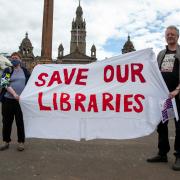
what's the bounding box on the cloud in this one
[0,0,180,60]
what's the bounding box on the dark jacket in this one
[0,66,30,102]
[157,44,180,99]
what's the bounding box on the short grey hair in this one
[166,25,179,37]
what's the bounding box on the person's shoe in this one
[172,158,180,171]
[147,154,168,163]
[0,142,9,151]
[17,143,25,151]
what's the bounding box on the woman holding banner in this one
[0,52,30,151]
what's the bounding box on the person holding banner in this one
[0,52,30,151]
[147,25,180,171]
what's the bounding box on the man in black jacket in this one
[147,26,180,171]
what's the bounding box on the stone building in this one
[17,0,96,71]
[15,0,135,72]
[57,1,97,64]
[122,35,136,54]
[18,33,37,72]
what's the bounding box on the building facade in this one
[57,1,97,64]
[15,1,136,72]
[18,33,37,72]
[122,35,136,54]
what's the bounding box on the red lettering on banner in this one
[53,93,58,110]
[75,93,86,112]
[104,65,114,82]
[115,94,121,112]
[64,68,76,84]
[87,94,98,112]
[104,63,146,83]
[60,93,71,111]
[124,94,133,112]
[102,93,114,111]
[75,69,89,85]
[38,92,145,113]
[47,71,62,87]
[131,63,146,82]
[133,94,145,113]
[35,73,48,86]
[117,65,129,83]
[35,68,88,87]
[38,92,51,111]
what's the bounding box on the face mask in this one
[11,59,21,67]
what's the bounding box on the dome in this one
[19,32,34,58]
[91,44,96,50]
[58,43,64,50]
[122,35,135,54]
[20,33,33,48]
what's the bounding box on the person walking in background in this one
[0,52,30,151]
[147,25,180,171]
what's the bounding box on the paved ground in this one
[0,108,180,180]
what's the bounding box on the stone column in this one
[41,0,54,61]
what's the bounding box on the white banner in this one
[20,48,172,140]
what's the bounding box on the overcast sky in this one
[0,0,180,60]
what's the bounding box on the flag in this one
[161,98,175,123]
